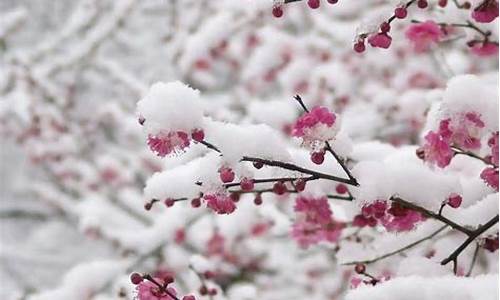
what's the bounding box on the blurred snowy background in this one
[0,0,498,299]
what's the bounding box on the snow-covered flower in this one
[292,106,340,147]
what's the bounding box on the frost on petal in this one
[481,167,499,191]
[420,131,453,168]
[292,106,340,148]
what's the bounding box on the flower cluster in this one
[146,128,205,158]
[203,192,237,214]
[292,106,339,147]
[418,112,486,168]
[353,200,425,232]
[291,195,345,248]
[471,0,499,23]
[130,273,196,300]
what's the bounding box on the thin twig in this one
[343,225,448,265]
[390,197,474,236]
[441,214,499,272]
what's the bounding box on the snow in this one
[136,81,204,135]
[345,274,499,300]
[439,75,499,132]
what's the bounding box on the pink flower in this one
[147,131,190,157]
[481,167,499,191]
[291,195,344,248]
[350,277,363,289]
[470,42,499,57]
[354,200,424,232]
[136,280,177,300]
[487,132,499,166]
[368,33,392,49]
[295,195,333,224]
[292,106,338,145]
[206,232,226,256]
[405,21,442,52]
[449,113,485,150]
[420,131,453,168]
[471,0,499,23]
[204,193,237,214]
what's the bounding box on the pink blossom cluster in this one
[136,281,178,300]
[292,106,338,146]
[130,273,196,300]
[353,200,425,232]
[487,132,499,166]
[418,113,486,168]
[146,128,204,158]
[291,195,344,248]
[470,41,499,57]
[471,0,499,23]
[481,167,499,191]
[203,192,237,214]
[479,132,499,191]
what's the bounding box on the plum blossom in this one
[147,131,190,157]
[471,0,499,23]
[368,33,392,49]
[203,192,237,214]
[136,279,178,300]
[291,195,344,248]
[448,112,485,150]
[487,132,499,166]
[292,106,339,147]
[480,167,499,191]
[353,200,425,232]
[470,42,499,57]
[419,131,453,168]
[405,21,442,52]
[419,113,486,167]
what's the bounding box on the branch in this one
[343,225,448,265]
[466,243,480,277]
[441,214,499,272]
[293,95,359,186]
[241,156,357,186]
[224,175,316,188]
[390,197,474,236]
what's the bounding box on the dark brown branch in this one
[228,187,354,201]
[241,156,357,186]
[452,146,495,166]
[293,95,359,186]
[441,214,499,271]
[224,175,316,188]
[387,0,417,24]
[390,197,474,236]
